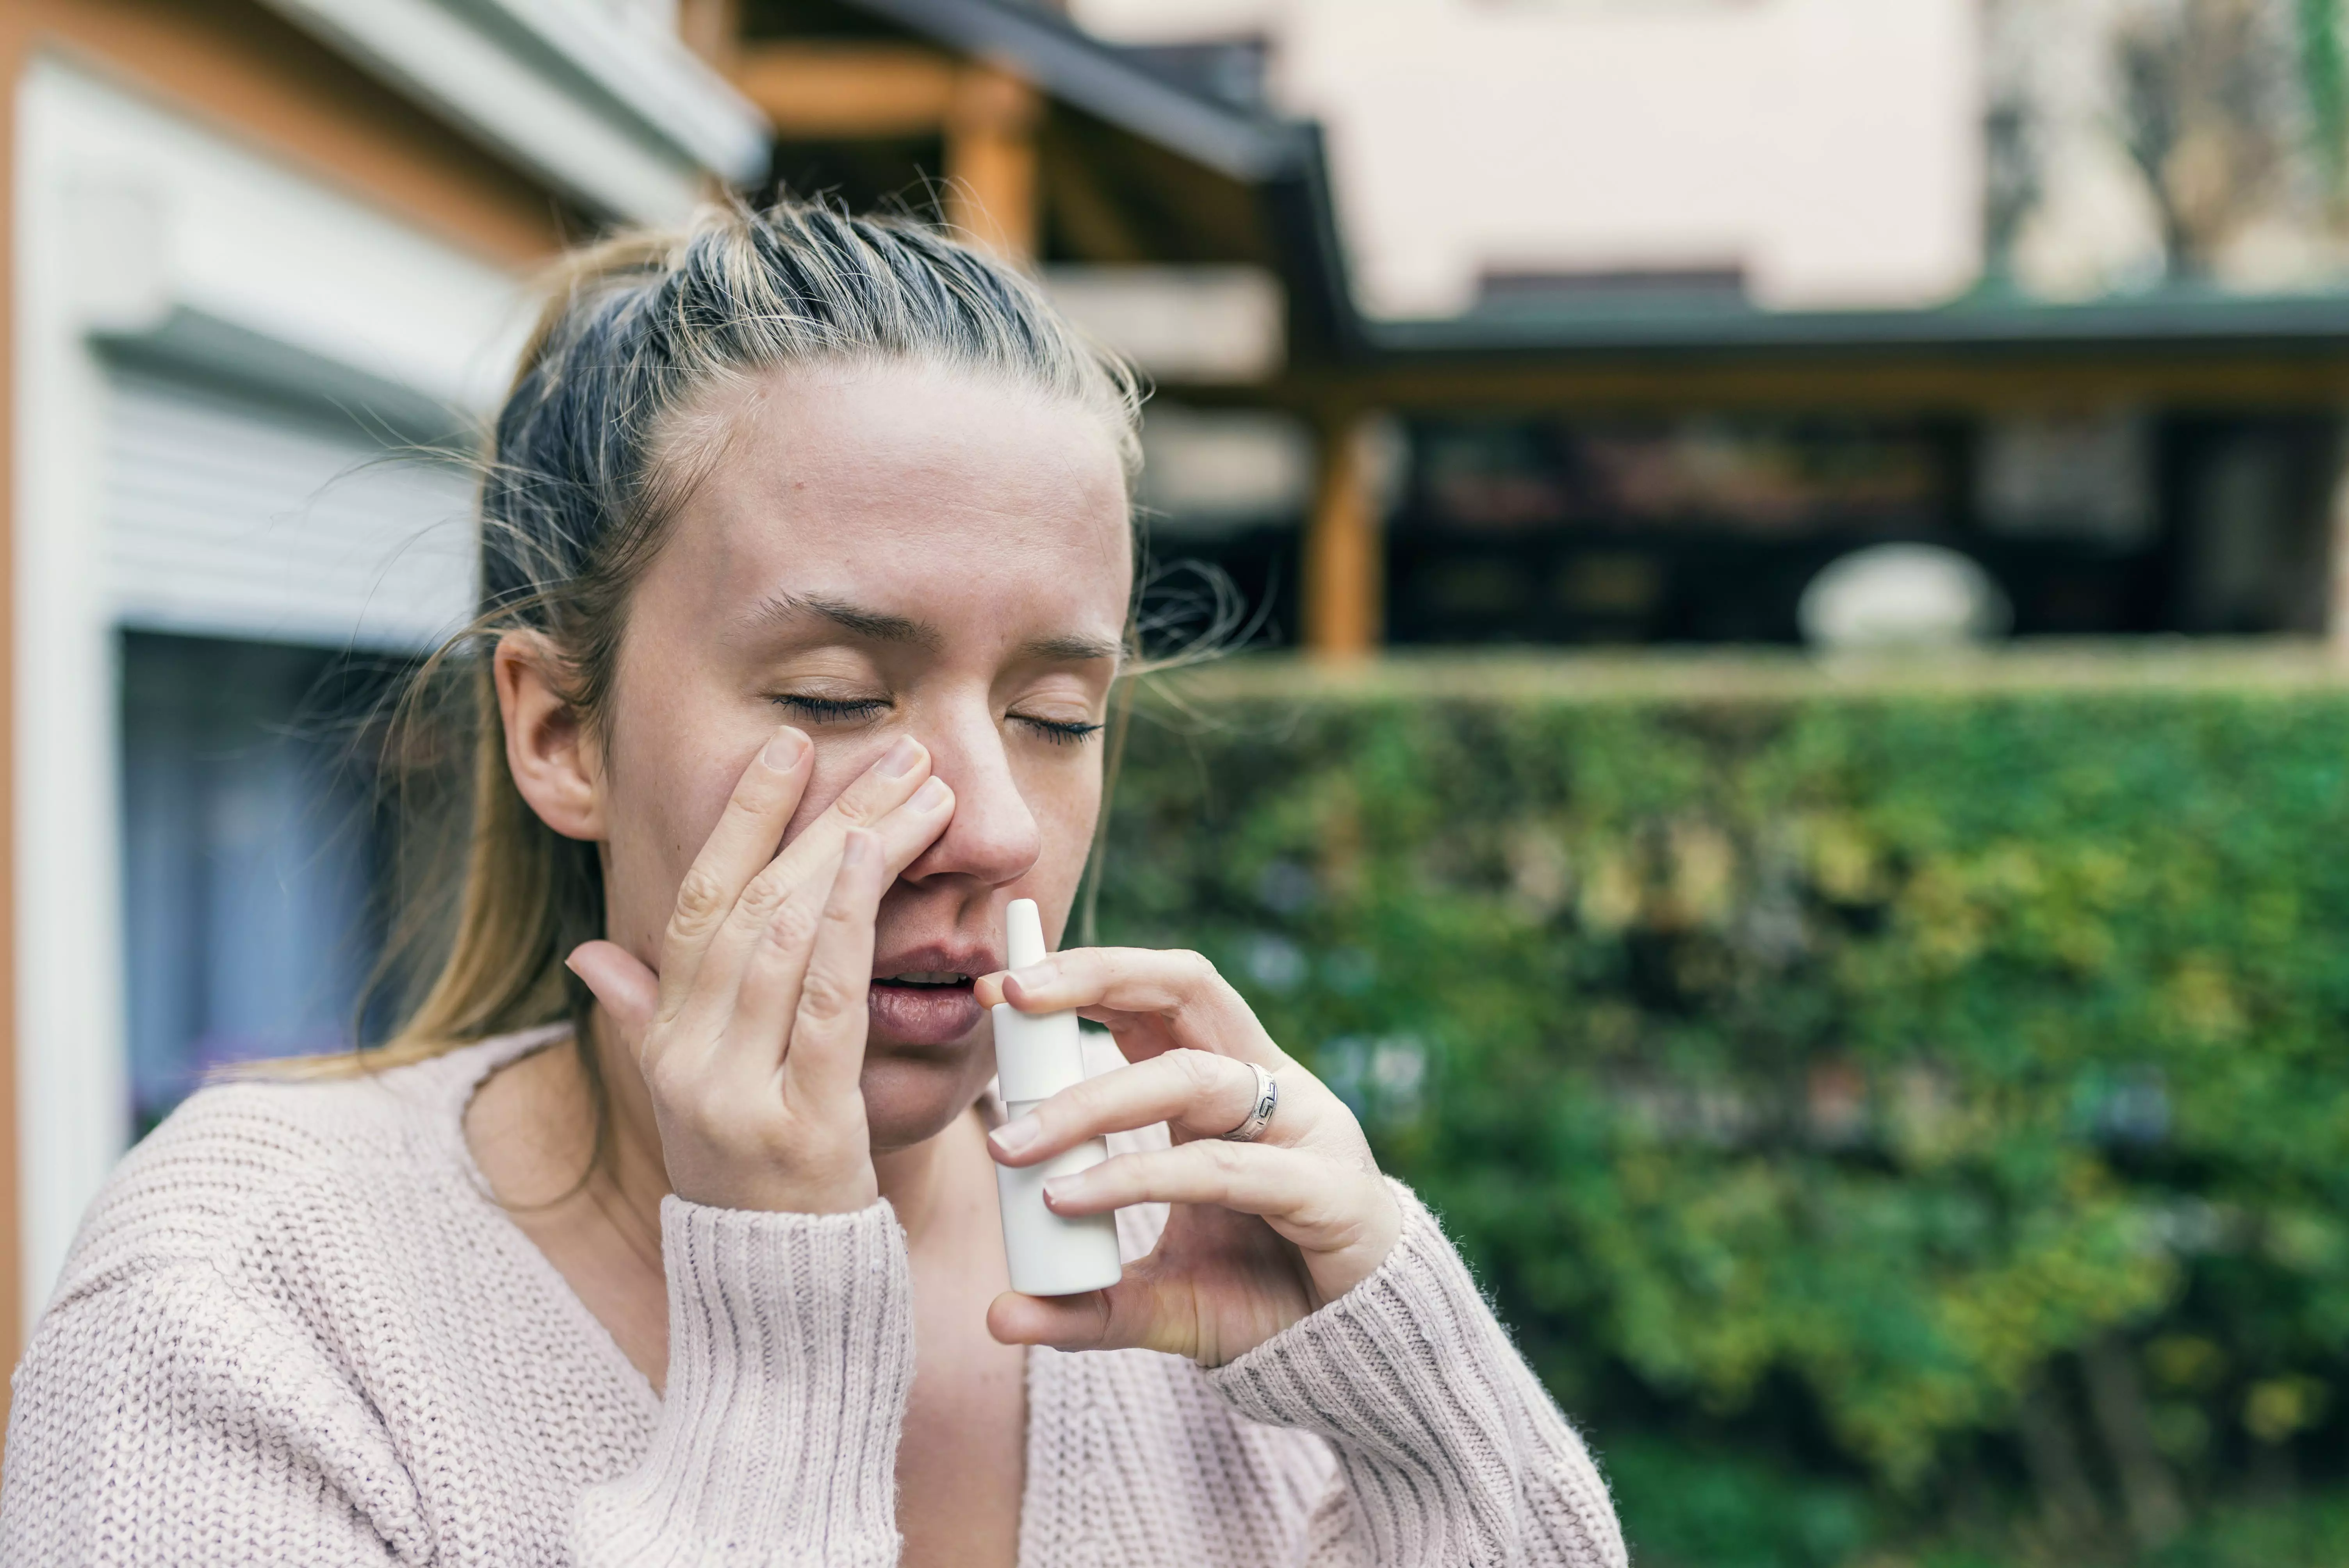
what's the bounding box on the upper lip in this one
[870,940,998,981]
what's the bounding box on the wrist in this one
[670,1169,881,1215]
[580,1197,912,1562]
[657,1119,879,1215]
[1305,1171,1406,1307]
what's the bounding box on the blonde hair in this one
[341,200,1142,1078]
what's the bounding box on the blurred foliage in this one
[1097,657,2349,1564]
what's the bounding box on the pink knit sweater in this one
[1,1028,1624,1566]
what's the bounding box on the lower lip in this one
[866,982,983,1046]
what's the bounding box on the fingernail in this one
[878,736,925,778]
[762,727,809,771]
[990,1116,1041,1157]
[1010,961,1059,992]
[1044,1173,1089,1206]
[840,829,875,867]
[912,776,952,810]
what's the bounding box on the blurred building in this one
[1064,0,2349,654]
[712,0,2349,656]
[0,0,762,1377]
[9,0,2349,1413]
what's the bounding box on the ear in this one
[494,631,605,841]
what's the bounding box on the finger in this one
[721,774,956,1055]
[986,1272,1208,1358]
[978,948,1287,1068]
[781,827,888,1105]
[987,1286,1118,1352]
[766,734,937,883]
[1041,1142,1356,1248]
[987,1050,1269,1167]
[683,736,938,1026]
[565,940,660,1054]
[657,725,814,1007]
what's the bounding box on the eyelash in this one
[769,695,1102,745]
[1021,715,1105,747]
[774,695,888,724]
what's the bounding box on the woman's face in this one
[599,361,1133,1149]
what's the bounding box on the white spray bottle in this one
[992,898,1125,1296]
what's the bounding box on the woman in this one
[0,203,1623,1567]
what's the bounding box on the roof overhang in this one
[1368,289,2349,361]
[256,0,771,223]
[816,3,2349,414]
[837,0,1311,182]
[1271,289,2349,412]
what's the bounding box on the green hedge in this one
[1095,649,2349,1567]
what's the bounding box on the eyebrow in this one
[753,593,942,650]
[1023,631,1125,664]
[748,593,1121,664]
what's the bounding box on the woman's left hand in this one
[973,947,1403,1367]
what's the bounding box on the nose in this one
[900,703,1042,891]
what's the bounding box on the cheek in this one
[1018,749,1105,868]
[604,694,770,892]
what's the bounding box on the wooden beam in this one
[945,64,1041,262]
[677,0,742,71]
[732,41,960,139]
[1303,414,1383,659]
[727,46,1043,262]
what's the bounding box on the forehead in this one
[647,361,1134,650]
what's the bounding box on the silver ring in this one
[1220,1062,1279,1142]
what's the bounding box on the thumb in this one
[565,940,660,1041]
[988,1287,1114,1352]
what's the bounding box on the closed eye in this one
[772,695,890,724]
[1014,714,1103,745]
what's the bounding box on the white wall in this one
[1073,0,1985,318]
[13,56,526,1324]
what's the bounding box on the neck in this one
[586,1007,964,1242]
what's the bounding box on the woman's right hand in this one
[565,727,955,1215]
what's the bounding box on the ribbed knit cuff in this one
[573,1197,913,1568]
[1205,1179,1623,1566]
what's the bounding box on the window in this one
[120,633,405,1130]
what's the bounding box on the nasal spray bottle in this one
[992,898,1125,1296]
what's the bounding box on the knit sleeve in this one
[1,1264,428,1565]
[571,1196,915,1568]
[1203,1181,1626,1568]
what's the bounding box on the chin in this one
[857,1045,993,1151]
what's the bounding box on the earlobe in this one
[493,631,605,841]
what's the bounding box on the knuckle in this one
[797,968,859,1021]
[830,783,887,828]
[1164,950,1234,1012]
[1199,1140,1249,1180]
[1062,1079,1121,1131]
[1047,1080,1098,1126]
[732,871,791,925]
[669,869,731,932]
[761,898,819,955]
[1167,1048,1226,1098]
[822,874,871,918]
[644,1058,690,1108]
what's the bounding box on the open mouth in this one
[873,971,973,989]
[866,968,984,1046]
